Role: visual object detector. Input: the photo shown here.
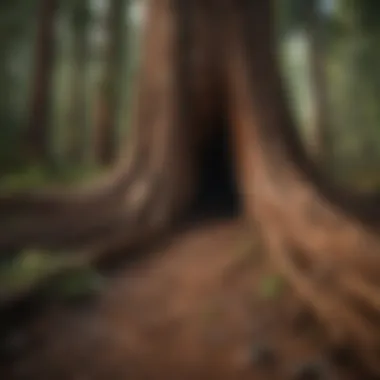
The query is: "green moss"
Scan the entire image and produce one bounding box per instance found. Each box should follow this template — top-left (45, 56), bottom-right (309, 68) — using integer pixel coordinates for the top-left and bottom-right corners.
top-left (0, 165), bottom-right (49, 190)
top-left (0, 164), bottom-right (102, 191)
top-left (258, 274), bottom-right (285, 299)
top-left (49, 267), bottom-right (105, 299)
top-left (0, 250), bottom-right (67, 293)
top-left (0, 250), bottom-right (104, 300)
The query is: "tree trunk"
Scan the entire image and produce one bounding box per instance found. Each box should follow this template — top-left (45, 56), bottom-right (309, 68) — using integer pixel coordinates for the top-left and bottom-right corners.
top-left (66, 0), bottom-right (90, 165)
top-left (224, 0), bottom-right (380, 372)
top-left (93, 0), bottom-right (129, 165)
top-left (0, 0), bottom-right (201, 260)
top-left (1, 0), bottom-right (380, 378)
top-left (26, 0), bottom-right (57, 162)
top-left (305, 0), bottom-right (331, 167)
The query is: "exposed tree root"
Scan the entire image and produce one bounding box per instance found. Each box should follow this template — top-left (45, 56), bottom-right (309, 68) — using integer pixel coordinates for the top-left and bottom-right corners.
top-left (0, 219), bottom-right (373, 380)
top-left (224, 0), bottom-right (380, 374)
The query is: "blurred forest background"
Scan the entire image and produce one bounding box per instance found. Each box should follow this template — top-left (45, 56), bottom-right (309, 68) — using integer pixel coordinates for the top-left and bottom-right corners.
top-left (1, 0), bottom-right (380, 299)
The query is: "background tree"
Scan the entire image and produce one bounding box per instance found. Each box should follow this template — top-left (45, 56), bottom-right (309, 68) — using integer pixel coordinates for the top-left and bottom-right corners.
top-left (26, 0), bottom-right (58, 164)
top-left (94, 0), bottom-right (130, 165)
top-left (66, 0), bottom-right (91, 165)
top-left (276, 0), bottom-right (380, 191)
top-left (0, 1), bottom-right (37, 173)
top-left (228, 0), bottom-right (380, 373)
top-left (276, 0), bottom-right (332, 166)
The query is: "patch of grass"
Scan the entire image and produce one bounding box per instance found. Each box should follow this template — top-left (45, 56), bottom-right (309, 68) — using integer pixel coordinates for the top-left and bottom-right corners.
top-left (0, 250), bottom-right (104, 301)
top-left (48, 267), bottom-right (105, 299)
top-left (0, 250), bottom-right (69, 294)
top-left (0, 163), bottom-right (102, 191)
top-left (0, 165), bottom-right (50, 190)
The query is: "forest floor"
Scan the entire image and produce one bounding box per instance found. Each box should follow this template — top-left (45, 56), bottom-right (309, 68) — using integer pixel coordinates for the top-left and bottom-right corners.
top-left (0, 218), bottom-right (365, 379)
top-left (1, 162), bottom-right (380, 300)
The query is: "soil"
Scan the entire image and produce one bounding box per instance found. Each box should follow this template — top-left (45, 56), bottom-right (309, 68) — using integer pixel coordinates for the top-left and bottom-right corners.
top-left (0, 218), bottom-right (373, 379)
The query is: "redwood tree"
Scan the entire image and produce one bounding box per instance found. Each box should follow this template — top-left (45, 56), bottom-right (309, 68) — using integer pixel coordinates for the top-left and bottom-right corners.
top-left (224, 0), bottom-right (380, 373)
top-left (0, 0), bottom-right (197, 259)
top-left (93, 0), bottom-right (129, 165)
top-left (305, 0), bottom-right (331, 165)
top-left (1, 0), bottom-right (380, 378)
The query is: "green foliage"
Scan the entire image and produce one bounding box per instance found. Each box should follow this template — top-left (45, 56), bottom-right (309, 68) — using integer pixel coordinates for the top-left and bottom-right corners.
top-left (0, 166), bottom-right (51, 190)
top-left (48, 267), bottom-right (105, 299)
top-left (0, 164), bottom-right (101, 191)
top-left (0, 250), bottom-right (68, 295)
top-left (277, 0), bottom-right (380, 187)
top-left (0, 250), bottom-right (104, 301)
top-left (341, 0), bottom-right (380, 33)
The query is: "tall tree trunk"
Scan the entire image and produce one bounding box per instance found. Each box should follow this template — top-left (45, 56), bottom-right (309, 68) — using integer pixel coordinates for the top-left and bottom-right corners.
top-left (0, 0), bottom-right (198, 259)
top-left (66, 0), bottom-right (90, 165)
top-left (224, 0), bottom-right (380, 373)
top-left (2, 0), bottom-right (380, 377)
top-left (93, 0), bottom-right (129, 165)
top-left (305, 0), bottom-right (331, 167)
top-left (26, 0), bottom-right (57, 162)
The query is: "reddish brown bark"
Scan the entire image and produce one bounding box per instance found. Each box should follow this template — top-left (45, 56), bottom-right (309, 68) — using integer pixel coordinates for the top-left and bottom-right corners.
top-left (305, 0), bottom-right (331, 165)
top-left (1, 0), bottom-right (380, 378)
top-left (224, 0), bottom-right (380, 373)
top-left (0, 0), bottom-right (198, 258)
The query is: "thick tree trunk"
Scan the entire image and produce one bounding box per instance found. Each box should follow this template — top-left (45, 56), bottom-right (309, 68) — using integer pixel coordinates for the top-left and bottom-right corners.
top-left (305, 0), bottom-right (331, 166)
top-left (67, 0), bottom-right (90, 164)
top-left (93, 0), bottom-right (129, 165)
top-left (0, 0), bottom-right (198, 260)
top-left (26, 0), bottom-right (57, 162)
top-left (224, 0), bottom-right (380, 372)
top-left (2, 0), bottom-right (380, 378)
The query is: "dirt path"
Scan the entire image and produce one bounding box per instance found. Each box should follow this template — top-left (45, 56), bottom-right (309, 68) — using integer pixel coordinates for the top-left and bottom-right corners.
top-left (0, 218), bottom-right (370, 379)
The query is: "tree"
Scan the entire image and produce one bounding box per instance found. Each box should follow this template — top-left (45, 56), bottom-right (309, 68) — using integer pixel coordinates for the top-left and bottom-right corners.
top-left (304, 0), bottom-right (331, 165)
top-left (66, 0), bottom-right (91, 164)
top-left (25, 0), bottom-right (58, 162)
top-left (277, 0), bottom-right (331, 165)
top-left (331, 0), bottom-right (380, 176)
top-left (94, 0), bottom-right (129, 165)
top-left (1, 0), bottom-right (380, 378)
top-left (0, 0), bottom-right (36, 172)
top-left (225, 0), bottom-right (380, 373)
top-left (0, 0), bottom-right (196, 259)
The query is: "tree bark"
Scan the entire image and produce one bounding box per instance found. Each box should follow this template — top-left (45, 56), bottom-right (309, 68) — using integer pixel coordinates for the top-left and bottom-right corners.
top-left (26, 0), bottom-right (57, 162)
top-left (305, 0), bottom-right (331, 167)
top-left (93, 0), bottom-right (129, 165)
top-left (0, 0), bottom-right (199, 260)
top-left (2, 0), bottom-right (380, 376)
top-left (66, 0), bottom-right (90, 164)
top-left (223, 0), bottom-right (380, 372)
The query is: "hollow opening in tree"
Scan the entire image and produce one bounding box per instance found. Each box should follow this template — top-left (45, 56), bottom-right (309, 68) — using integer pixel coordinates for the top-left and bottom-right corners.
top-left (191, 115), bottom-right (240, 220)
